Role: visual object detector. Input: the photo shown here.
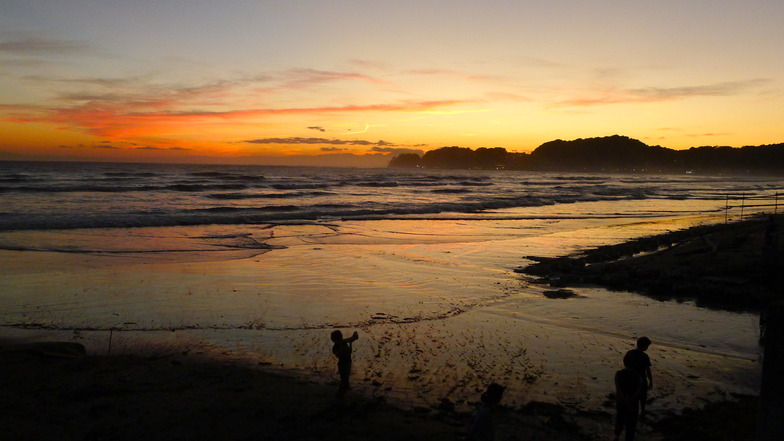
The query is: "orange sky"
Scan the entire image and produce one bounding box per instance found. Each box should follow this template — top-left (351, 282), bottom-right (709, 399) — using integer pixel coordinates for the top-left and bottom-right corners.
top-left (2, 1), bottom-right (783, 167)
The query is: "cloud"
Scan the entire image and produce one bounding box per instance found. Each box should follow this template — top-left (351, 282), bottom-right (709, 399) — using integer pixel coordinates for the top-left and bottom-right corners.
top-left (346, 59), bottom-right (392, 70)
top-left (51, 143), bottom-right (192, 152)
top-left (282, 68), bottom-right (387, 88)
top-left (321, 147), bottom-right (347, 152)
top-left (3, 99), bottom-right (468, 139)
top-left (237, 152), bottom-right (394, 168)
top-left (28, 77), bottom-right (139, 91)
top-left (484, 91), bottom-right (532, 102)
top-left (136, 146), bottom-right (192, 151)
top-left (369, 147), bottom-right (425, 156)
top-left (1, 60), bottom-right (472, 142)
top-left (630, 79), bottom-right (770, 100)
top-left (685, 132), bottom-right (731, 138)
top-left (556, 79), bottom-right (772, 107)
top-left (243, 137), bottom-right (396, 146)
top-left (0, 38), bottom-right (93, 56)
top-left (343, 123), bottom-right (370, 135)
top-left (14, 67), bottom-right (377, 103)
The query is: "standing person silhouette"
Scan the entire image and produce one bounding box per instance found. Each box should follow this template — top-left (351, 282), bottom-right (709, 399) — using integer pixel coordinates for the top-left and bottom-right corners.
top-left (614, 355), bottom-right (642, 441)
top-left (623, 336), bottom-right (653, 417)
top-left (468, 383), bottom-right (505, 441)
top-left (331, 329), bottom-right (359, 398)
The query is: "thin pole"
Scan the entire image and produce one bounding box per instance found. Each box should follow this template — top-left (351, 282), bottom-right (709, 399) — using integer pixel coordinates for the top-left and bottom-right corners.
top-left (740, 193), bottom-right (746, 221)
top-left (725, 194), bottom-right (730, 224)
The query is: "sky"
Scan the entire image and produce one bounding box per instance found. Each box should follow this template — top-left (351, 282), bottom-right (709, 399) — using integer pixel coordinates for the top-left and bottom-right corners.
top-left (1, 0), bottom-right (783, 167)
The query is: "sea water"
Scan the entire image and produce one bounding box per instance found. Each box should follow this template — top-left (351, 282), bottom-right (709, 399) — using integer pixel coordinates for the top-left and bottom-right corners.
top-left (1, 160), bottom-right (782, 413)
top-left (3, 160), bottom-right (782, 231)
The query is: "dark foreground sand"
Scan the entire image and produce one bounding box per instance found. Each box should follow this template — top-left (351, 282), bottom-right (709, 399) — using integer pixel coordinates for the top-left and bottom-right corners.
top-left (0, 343), bottom-right (601, 441)
top-left (0, 341), bottom-right (759, 441)
top-left (4, 215), bottom-right (777, 441)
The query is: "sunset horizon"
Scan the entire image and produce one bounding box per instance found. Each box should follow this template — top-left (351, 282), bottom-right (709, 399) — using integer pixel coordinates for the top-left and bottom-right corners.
top-left (2, 1), bottom-right (783, 167)
top-left (3, 3), bottom-right (783, 438)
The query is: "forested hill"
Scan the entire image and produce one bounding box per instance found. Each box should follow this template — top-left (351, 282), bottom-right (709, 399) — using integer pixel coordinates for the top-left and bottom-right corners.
top-left (388, 135), bottom-right (784, 175)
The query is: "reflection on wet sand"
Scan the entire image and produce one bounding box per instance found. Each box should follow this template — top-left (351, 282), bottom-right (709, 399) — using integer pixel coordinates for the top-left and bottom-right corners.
top-left (0, 213), bottom-right (763, 426)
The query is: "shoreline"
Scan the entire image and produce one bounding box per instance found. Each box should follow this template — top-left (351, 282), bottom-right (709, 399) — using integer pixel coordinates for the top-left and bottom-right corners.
top-left (2, 215), bottom-right (773, 440)
top-left (518, 213), bottom-right (784, 313)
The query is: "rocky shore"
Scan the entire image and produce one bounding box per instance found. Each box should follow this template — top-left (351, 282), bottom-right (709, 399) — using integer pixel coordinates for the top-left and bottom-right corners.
top-left (518, 214), bottom-right (783, 312)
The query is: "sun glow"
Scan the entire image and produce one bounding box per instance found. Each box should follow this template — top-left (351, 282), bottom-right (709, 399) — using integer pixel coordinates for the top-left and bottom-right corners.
top-left (2, 1), bottom-right (783, 165)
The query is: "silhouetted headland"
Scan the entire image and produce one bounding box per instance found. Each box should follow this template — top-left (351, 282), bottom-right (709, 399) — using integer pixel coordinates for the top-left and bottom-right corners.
top-left (389, 135), bottom-right (784, 175)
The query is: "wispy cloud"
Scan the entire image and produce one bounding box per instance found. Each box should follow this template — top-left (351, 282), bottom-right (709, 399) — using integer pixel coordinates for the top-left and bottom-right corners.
top-left (54, 143), bottom-right (193, 152)
top-left (0, 38), bottom-right (93, 56)
top-left (685, 132), bottom-right (731, 138)
top-left (556, 79), bottom-right (771, 107)
top-left (4, 98), bottom-right (469, 139)
top-left (630, 79), bottom-right (770, 100)
top-left (369, 146), bottom-right (424, 156)
top-left (1, 62), bottom-right (480, 147)
top-left (343, 123), bottom-right (370, 135)
top-left (243, 137), bottom-right (396, 147)
top-left (282, 68), bottom-right (387, 88)
top-left (345, 59), bottom-right (392, 70)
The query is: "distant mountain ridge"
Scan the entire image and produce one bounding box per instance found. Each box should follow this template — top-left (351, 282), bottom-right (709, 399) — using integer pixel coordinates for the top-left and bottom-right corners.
top-left (388, 135), bottom-right (784, 175)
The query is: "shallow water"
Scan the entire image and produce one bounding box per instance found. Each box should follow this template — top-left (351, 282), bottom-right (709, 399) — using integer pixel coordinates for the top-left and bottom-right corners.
top-left (0, 202), bottom-right (764, 414)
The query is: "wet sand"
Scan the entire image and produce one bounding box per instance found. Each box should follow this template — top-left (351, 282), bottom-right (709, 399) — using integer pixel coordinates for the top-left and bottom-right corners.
top-left (0, 212), bottom-right (773, 440)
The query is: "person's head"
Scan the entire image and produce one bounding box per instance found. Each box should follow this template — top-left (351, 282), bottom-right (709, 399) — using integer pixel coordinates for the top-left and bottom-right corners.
top-left (636, 336), bottom-right (651, 350)
top-left (331, 330), bottom-right (343, 343)
top-left (481, 383), bottom-right (505, 406)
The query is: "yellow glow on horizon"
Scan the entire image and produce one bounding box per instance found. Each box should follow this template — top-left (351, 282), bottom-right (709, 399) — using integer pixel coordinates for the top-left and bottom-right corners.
top-left (2, 81), bottom-right (782, 164)
top-left (1, 2), bottom-right (783, 165)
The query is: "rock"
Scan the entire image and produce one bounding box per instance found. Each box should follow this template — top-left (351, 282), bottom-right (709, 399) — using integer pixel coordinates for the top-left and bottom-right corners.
top-left (542, 289), bottom-right (581, 299)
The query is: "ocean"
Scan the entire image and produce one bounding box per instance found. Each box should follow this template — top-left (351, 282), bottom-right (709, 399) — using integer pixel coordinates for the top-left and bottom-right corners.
top-left (2, 160), bottom-right (781, 232)
top-left (1, 160), bottom-right (782, 416)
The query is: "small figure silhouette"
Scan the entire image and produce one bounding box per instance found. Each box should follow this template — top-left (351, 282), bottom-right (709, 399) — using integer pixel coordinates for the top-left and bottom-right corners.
top-left (614, 356), bottom-right (642, 441)
top-left (468, 383), bottom-right (505, 441)
top-left (330, 329), bottom-right (359, 398)
top-left (623, 336), bottom-right (653, 417)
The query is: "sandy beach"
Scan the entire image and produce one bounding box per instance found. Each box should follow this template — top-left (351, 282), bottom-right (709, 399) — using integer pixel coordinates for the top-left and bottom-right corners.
top-left (0, 344), bottom-right (469, 441)
top-left (0, 342), bottom-right (758, 441)
top-left (2, 213), bottom-right (777, 440)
